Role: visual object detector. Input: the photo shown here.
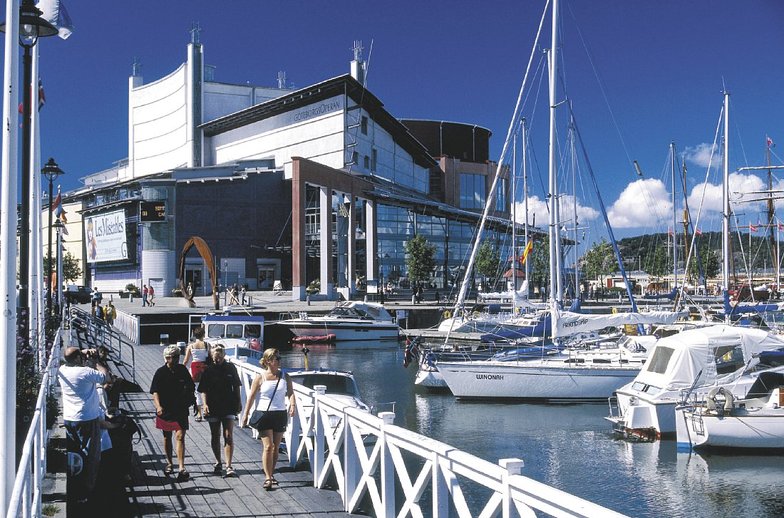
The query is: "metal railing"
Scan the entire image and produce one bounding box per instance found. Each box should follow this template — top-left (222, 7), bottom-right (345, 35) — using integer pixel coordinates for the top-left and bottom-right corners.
top-left (68, 307), bottom-right (137, 383)
top-left (7, 328), bottom-right (63, 518)
top-left (232, 359), bottom-right (628, 518)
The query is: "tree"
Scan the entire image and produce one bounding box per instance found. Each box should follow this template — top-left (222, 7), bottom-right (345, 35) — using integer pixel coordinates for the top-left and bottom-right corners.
top-left (687, 246), bottom-right (720, 283)
top-left (475, 241), bottom-right (501, 291)
top-left (404, 234), bottom-right (436, 287)
top-left (643, 245), bottom-right (670, 279)
top-left (43, 250), bottom-right (82, 284)
top-left (582, 239), bottom-right (615, 286)
top-left (529, 236), bottom-right (550, 289)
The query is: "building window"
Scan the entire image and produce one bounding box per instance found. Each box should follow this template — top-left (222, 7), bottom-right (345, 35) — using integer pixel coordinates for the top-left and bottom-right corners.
top-left (361, 116), bottom-right (368, 135)
top-left (371, 148), bottom-right (377, 171)
top-left (496, 178), bottom-right (507, 211)
top-left (351, 151), bottom-right (358, 165)
top-left (364, 155), bottom-right (370, 170)
top-left (459, 174), bottom-right (486, 210)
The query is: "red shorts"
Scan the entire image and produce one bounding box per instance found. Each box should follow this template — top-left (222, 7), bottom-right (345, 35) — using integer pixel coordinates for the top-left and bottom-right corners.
top-left (190, 361), bottom-right (207, 382)
top-left (155, 416), bottom-right (182, 432)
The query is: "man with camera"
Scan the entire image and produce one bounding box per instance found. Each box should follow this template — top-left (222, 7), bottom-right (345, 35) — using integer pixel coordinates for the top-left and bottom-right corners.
top-left (58, 346), bottom-right (110, 503)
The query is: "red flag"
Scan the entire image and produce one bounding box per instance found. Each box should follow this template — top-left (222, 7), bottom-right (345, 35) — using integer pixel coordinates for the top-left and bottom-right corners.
top-left (767, 136), bottom-right (775, 148)
top-left (51, 190), bottom-right (61, 213)
top-left (695, 228), bottom-right (702, 236)
top-left (38, 79), bottom-right (45, 111)
top-left (750, 223), bottom-right (759, 232)
top-left (779, 223), bottom-right (784, 232)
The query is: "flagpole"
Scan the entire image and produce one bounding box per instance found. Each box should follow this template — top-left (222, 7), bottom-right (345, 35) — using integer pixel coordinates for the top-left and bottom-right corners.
top-left (0, 1), bottom-right (21, 510)
top-left (30, 44), bottom-right (42, 369)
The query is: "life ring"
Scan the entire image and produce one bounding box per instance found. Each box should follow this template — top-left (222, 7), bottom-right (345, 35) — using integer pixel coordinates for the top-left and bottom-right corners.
top-left (442, 310), bottom-right (452, 319)
top-left (706, 386), bottom-right (735, 413)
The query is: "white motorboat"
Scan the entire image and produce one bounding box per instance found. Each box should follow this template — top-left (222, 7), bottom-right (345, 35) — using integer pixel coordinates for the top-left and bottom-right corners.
top-left (198, 313), bottom-right (265, 362)
top-left (607, 324), bottom-right (784, 439)
top-left (287, 368), bottom-right (370, 413)
top-left (278, 301), bottom-right (399, 344)
top-left (675, 367), bottom-right (784, 450)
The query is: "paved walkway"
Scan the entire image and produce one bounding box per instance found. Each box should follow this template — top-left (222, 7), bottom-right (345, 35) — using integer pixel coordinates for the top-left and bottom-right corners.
top-left (91, 338), bottom-right (354, 517)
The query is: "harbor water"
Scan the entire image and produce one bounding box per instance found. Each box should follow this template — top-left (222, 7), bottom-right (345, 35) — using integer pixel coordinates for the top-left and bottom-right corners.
top-left (280, 344), bottom-right (784, 518)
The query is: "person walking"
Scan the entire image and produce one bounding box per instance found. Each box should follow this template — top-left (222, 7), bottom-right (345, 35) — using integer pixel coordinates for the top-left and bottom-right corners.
top-left (149, 284), bottom-right (156, 306)
top-left (58, 347), bottom-right (110, 504)
top-left (242, 348), bottom-right (295, 490)
top-left (150, 345), bottom-right (196, 481)
top-left (142, 285), bottom-right (149, 307)
top-left (198, 343), bottom-right (242, 477)
top-left (183, 326), bottom-right (209, 421)
top-left (105, 300), bottom-right (116, 326)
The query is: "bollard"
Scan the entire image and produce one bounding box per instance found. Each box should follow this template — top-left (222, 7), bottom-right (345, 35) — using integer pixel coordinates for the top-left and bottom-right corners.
top-left (378, 411), bottom-right (395, 425)
top-left (499, 458), bottom-right (524, 475)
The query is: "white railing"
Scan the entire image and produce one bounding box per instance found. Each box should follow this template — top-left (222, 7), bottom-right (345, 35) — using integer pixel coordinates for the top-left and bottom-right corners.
top-left (7, 330), bottom-right (63, 518)
top-left (232, 360), bottom-right (628, 518)
top-left (113, 309), bottom-right (139, 344)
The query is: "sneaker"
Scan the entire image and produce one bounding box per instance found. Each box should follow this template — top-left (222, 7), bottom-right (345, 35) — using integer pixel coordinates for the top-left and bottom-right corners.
top-left (224, 466), bottom-right (236, 478)
top-left (213, 462), bottom-right (222, 475)
top-left (177, 469), bottom-right (190, 482)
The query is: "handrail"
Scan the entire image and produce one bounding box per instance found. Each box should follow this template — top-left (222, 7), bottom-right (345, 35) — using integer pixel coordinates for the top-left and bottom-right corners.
top-left (7, 328), bottom-right (63, 518)
top-left (68, 307), bottom-right (137, 383)
top-left (231, 358), bottom-right (628, 518)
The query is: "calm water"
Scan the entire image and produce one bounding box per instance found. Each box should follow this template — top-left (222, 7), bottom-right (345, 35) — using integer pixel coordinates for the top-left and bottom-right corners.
top-left (281, 345), bottom-right (784, 518)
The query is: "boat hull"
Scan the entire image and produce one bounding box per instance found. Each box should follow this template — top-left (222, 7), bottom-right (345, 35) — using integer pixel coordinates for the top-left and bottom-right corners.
top-left (676, 406), bottom-right (784, 450)
top-left (437, 360), bottom-right (640, 401)
top-left (282, 321), bottom-right (399, 343)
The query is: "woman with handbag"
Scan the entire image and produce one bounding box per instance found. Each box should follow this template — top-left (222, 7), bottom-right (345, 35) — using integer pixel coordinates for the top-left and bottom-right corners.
top-left (183, 327), bottom-right (209, 421)
top-left (242, 348), bottom-right (295, 490)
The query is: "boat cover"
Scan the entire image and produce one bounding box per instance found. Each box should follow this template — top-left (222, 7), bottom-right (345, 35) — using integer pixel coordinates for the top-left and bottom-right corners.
top-left (552, 308), bottom-right (687, 338)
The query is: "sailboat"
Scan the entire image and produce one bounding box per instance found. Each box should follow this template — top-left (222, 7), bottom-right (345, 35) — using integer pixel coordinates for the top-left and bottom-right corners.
top-left (435, 0), bottom-right (688, 401)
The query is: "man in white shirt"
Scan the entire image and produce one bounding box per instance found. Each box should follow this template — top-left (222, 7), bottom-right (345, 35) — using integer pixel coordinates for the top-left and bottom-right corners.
top-left (58, 346), bottom-right (110, 503)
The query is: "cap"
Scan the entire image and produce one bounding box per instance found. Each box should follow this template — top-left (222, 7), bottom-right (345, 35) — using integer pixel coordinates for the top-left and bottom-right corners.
top-left (163, 345), bottom-right (180, 358)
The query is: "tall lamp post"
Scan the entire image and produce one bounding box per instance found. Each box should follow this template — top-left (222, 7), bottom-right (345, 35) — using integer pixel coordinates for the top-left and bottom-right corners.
top-left (41, 157), bottom-right (63, 316)
top-left (52, 218), bottom-right (64, 316)
top-left (12, 1), bottom-right (57, 342)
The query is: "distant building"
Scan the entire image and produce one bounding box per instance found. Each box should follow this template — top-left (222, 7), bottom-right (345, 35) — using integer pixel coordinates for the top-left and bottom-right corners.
top-left (46, 34), bottom-right (528, 301)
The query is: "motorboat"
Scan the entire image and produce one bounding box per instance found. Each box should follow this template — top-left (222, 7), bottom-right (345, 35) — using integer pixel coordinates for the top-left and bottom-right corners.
top-left (675, 367), bottom-right (784, 450)
top-left (197, 313), bottom-right (265, 362)
top-left (606, 324), bottom-right (784, 440)
top-left (287, 368), bottom-right (370, 413)
top-left (278, 301), bottom-right (399, 344)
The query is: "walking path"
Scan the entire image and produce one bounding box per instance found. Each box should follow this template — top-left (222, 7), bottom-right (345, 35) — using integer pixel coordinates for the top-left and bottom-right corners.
top-left (97, 339), bottom-right (354, 517)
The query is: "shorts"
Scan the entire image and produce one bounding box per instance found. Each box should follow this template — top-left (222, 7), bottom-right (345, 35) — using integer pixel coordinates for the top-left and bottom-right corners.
top-left (205, 415), bottom-right (236, 424)
top-left (190, 361), bottom-right (207, 382)
top-left (155, 416), bottom-right (188, 432)
top-left (258, 410), bottom-right (288, 433)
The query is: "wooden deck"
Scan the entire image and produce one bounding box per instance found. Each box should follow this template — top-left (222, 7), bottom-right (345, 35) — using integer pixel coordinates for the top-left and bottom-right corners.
top-left (94, 339), bottom-right (354, 518)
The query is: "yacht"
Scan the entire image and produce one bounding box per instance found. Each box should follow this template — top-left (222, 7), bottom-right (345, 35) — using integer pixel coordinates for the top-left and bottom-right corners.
top-left (278, 301), bottom-right (399, 344)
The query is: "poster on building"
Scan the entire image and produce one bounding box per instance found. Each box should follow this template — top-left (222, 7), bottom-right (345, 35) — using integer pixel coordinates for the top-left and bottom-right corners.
top-left (85, 209), bottom-right (128, 263)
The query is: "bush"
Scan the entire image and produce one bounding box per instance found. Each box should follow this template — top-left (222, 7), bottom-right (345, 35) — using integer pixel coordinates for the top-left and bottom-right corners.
top-left (125, 283), bottom-right (139, 294)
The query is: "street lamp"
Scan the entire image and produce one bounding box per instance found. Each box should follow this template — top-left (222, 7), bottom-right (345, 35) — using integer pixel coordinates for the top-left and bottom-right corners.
top-left (41, 157), bottom-right (63, 316)
top-left (3, 0), bottom-right (57, 342)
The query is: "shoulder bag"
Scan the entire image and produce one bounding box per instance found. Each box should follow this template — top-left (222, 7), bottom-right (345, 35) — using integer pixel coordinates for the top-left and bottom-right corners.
top-left (248, 376), bottom-right (281, 431)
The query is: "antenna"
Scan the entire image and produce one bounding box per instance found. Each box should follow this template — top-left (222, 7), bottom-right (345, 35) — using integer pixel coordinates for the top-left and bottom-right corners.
top-left (132, 57), bottom-right (141, 77)
top-left (352, 40), bottom-right (363, 61)
top-left (190, 22), bottom-right (201, 44)
top-left (277, 71), bottom-right (287, 89)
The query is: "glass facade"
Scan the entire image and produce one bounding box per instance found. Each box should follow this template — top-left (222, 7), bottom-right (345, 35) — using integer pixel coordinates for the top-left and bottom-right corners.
top-left (459, 173), bottom-right (486, 209)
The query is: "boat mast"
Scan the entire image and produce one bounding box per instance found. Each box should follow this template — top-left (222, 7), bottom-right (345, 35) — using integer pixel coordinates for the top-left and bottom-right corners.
top-left (512, 126), bottom-right (518, 310)
top-left (548, 0), bottom-right (563, 305)
top-left (767, 137), bottom-right (778, 290)
top-left (722, 91), bottom-right (731, 293)
top-left (522, 118), bottom-right (530, 297)
top-left (671, 141), bottom-right (678, 291)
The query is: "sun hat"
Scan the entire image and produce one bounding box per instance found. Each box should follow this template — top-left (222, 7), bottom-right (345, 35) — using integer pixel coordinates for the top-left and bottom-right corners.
top-left (163, 345), bottom-right (180, 358)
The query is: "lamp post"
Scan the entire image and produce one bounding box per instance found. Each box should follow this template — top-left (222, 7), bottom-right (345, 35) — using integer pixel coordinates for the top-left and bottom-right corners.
top-left (41, 157), bottom-right (63, 316)
top-left (13, 1), bottom-right (57, 342)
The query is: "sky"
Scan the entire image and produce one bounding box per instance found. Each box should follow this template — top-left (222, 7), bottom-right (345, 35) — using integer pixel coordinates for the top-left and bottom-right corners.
top-left (3, 0), bottom-right (784, 242)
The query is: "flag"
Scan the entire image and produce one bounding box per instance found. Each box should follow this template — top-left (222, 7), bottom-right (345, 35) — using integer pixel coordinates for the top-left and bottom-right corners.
top-left (779, 223), bottom-right (784, 232)
top-left (520, 240), bottom-right (534, 265)
top-left (51, 189), bottom-right (61, 213)
top-left (750, 223), bottom-right (759, 232)
top-left (667, 227), bottom-right (673, 237)
top-left (38, 79), bottom-right (45, 111)
top-left (37, 0), bottom-right (74, 40)
top-left (767, 136), bottom-right (775, 148)
top-left (695, 228), bottom-right (702, 236)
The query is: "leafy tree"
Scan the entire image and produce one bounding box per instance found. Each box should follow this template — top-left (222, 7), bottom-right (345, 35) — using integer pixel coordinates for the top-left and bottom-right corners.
top-left (404, 234), bottom-right (436, 287)
top-left (687, 246), bottom-right (720, 283)
top-left (643, 245), bottom-right (670, 279)
top-left (475, 241), bottom-right (501, 291)
top-left (43, 250), bottom-right (82, 284)
top-left (582, 239), bottom-right (615, 286)
top-left (528, 235), bottom-right (550, 289)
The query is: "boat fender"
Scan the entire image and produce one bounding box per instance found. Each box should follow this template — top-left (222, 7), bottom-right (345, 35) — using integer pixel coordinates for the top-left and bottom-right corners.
top-left (442, 310), bottom-right (451, 319)
top-left (706, 386), bottom-right (734, 414)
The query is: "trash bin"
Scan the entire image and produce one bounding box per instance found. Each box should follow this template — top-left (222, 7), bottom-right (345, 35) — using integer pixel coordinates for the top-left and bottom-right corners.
top-left (159, 333), bottom-right (170, 347)
top-left (177, 341), bottom-right (186, 355)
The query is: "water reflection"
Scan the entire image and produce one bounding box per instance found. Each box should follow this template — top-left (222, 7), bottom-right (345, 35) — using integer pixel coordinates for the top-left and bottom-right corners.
top-left (280, 346), bottom-right (784, 518)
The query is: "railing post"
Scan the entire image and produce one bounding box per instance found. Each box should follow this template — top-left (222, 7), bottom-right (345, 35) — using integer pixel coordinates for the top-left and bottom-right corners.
top-left (312, 385), bottom-right (326, 487)
top-left (499, 458), bottom-right (528, 518)
top-left (343, 409), bottom-right (359, 512)
top-left (378, 411), bottom-right (395, 518)
top-left (432, 449), bottom-right (448, 518)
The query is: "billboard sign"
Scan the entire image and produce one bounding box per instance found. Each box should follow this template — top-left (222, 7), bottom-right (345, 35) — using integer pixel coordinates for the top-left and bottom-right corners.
top-left (85, 209), bottom-right (128, 263)
top-left (140, 201), bottom-right (166, 222)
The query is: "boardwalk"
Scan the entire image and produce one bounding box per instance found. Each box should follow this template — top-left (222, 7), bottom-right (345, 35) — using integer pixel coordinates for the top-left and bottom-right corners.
top-left (97, 339), bottom-right (354, 518)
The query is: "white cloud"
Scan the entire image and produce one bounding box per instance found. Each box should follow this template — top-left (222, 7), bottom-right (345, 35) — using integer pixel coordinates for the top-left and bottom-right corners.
top-left (682, 143), bottom-right (722, 169)
top-left (512, 194), bottom-right (599, 229)
top-left (687, 172), bottom-right (768, 214)
top-left (607, 178), bottom-right (672, 228)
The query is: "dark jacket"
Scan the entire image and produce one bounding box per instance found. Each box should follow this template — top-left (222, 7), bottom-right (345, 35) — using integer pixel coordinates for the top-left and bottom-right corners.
top-left (150, 363), bottom-right (195, 421)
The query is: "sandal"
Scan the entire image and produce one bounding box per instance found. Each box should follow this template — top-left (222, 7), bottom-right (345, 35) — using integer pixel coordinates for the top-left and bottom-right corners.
top-left (176, 469), bottom-right (190, 482)
top-left (263, 478), bottom-right (273, 490)
top-left (271, 477), bottom-right (279, 486)
top-left (224, 466), bottom-right (236, 478)
top-left (163, 464), bottom-right (174, 476)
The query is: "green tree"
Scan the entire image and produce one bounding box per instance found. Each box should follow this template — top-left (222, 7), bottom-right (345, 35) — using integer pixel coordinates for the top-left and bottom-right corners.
top-left (475, 241), bottom-right (501, 291)
top-left (687, 246), bottom-right (720, 283)
top-left (43, 250), bottom-right (82, 284)
top-left (528, 235), bottom-right (549, 289)
top-left (404, 234), bottom-right (436, 287)
top-left (643, 245), bottom-right (670, 279)
top-left (582, 239), bottom-right (615, 286)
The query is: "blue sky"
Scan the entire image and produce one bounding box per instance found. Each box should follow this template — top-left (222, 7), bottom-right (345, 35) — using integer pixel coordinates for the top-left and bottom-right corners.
top-left (4, 0), bottom-right (784, 240)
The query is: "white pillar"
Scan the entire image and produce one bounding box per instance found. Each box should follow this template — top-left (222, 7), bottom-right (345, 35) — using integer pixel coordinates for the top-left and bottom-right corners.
top-left (0, 1), bottom-right (21, 509)
top-left (365, 200), bottom-right (376, 282)
top-left (319, 187), bottom-right (333, 299)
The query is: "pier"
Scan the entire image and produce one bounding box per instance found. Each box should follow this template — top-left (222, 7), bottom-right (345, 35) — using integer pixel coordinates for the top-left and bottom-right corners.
top-left (13, 295), bottom-right (629, 517)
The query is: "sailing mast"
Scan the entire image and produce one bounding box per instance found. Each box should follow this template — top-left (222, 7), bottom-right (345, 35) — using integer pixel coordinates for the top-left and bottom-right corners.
top-left (671, 142), bottom-right (678, 291)
top-left (522, 119), bottom-right (530, 296)
top-left (548, 0), bottom-right (563, 306)
top-left (722, 91), bottom-right (731, 295)
top-left (766, 136), bottom-right (778, 290)
top-left (512, 126), bottom-right (518, 309)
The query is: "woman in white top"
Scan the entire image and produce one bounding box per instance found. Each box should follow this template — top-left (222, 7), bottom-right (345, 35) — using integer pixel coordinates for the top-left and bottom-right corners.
top-left (242, 347), bottom-right (294, 490)
top-left (183, 327), bottom-right (210, 421)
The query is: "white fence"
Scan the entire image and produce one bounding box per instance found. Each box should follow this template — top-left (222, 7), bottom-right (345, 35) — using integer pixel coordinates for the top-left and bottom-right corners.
top-left (7, 330), bottom-right (63, 518)
top-left (232, 360), bottom-right (628, 518)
